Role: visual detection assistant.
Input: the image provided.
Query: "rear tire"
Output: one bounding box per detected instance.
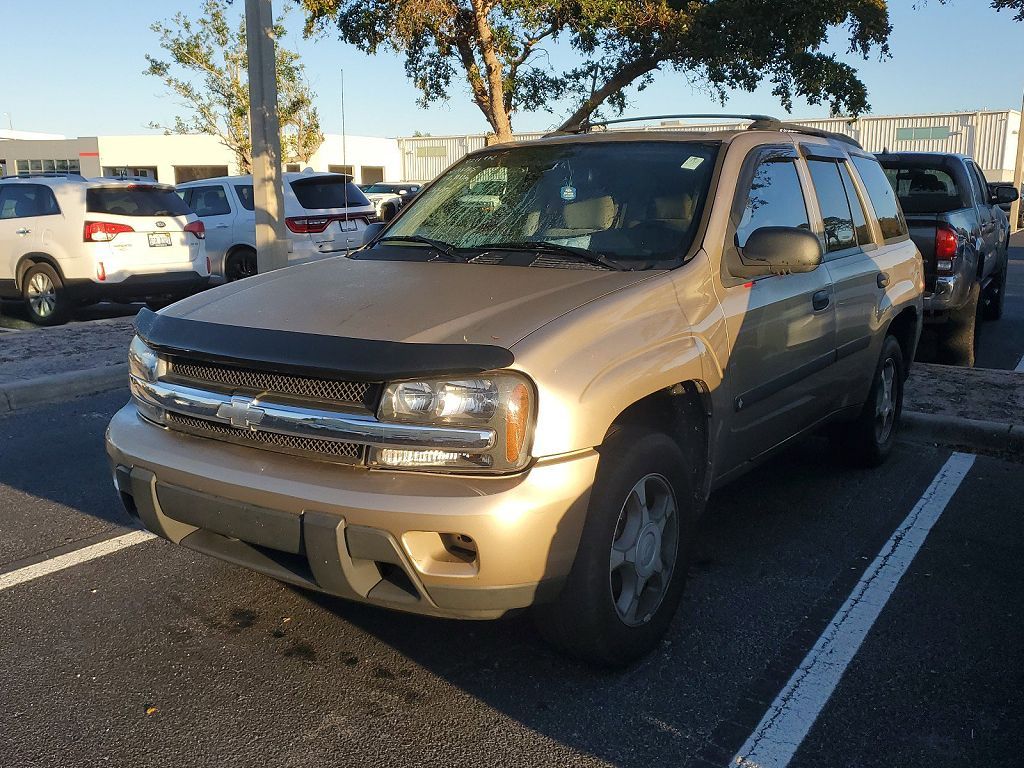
[533,428,696,668]
[938,282,981,367]
[381,203,397,222]
[832,334,904,468]
[22,263,69,326]
[225,247,258,281]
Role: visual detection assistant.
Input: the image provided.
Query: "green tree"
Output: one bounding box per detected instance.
[145,0,324,172]
[300,0,891,142]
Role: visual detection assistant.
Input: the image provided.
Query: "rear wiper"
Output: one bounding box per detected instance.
[377,235,467,262]
[472,240,628,271]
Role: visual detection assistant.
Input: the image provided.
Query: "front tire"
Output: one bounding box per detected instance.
[224,247,258,282]
[832,334,905,467]
[983,260,1007,322]
[534,428,695,667]
[22,263,69,326]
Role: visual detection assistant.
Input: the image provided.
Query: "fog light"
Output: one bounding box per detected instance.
[374,448,492,469]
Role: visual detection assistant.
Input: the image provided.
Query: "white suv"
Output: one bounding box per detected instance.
[0,176,210,325]
[177,172,378,281]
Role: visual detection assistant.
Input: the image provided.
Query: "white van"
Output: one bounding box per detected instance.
[177,172,378,281]
[0,176,209,325]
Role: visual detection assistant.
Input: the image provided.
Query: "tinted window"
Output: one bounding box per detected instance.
[234,185,255,211]
[290,177,371,209]
[185,185,231,216]
[87,186,191,216]
[808,160,857,253]
[0,184,60,219]
[837,163,873,246]
[968,162,991,205]
[736,159,809,247]
[854,157,911,239]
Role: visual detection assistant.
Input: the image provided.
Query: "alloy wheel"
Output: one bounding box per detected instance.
[874,358,897,443]
[26,272,57,318]
[609,473,680,627]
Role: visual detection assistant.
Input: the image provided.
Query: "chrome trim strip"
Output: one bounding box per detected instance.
[131,376,495,452]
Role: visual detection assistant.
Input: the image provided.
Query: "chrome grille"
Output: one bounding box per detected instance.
[167,412,363,464]
[167,358,375,407]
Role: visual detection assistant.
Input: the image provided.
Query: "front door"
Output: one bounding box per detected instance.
[717,145,837,472]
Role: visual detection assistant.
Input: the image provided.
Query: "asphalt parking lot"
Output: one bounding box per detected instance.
[1,389,1021,767]
[1,238,1022,768]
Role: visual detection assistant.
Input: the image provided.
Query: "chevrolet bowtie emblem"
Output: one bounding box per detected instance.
[216,395,266,429]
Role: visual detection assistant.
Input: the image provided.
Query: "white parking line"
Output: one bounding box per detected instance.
[0,530,155,592]
[1014,354,1024,373]
[731,451,976,768]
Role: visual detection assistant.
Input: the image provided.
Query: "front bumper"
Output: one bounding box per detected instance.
[105,404,597,619]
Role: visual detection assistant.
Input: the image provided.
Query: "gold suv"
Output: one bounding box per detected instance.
[106,116,923,666]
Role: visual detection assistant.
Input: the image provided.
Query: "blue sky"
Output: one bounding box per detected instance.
[1,1,1021,139]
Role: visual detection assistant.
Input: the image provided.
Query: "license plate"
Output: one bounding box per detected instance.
[148,232,172,247]
[337,219,357,232]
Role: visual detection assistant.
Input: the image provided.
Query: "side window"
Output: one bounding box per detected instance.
[837,163,873,246]
[735,158,809,247]
[851,155,908,242]
[969,162,991,206]
[965,162,987,206]
[187,185,231,217]
[0,184,57,219]
[807,160,856,253]
[234,184,255,211]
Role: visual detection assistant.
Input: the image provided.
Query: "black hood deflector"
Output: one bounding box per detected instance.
[135,308,514,382]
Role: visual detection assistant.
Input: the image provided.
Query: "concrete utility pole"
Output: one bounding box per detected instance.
[245,0,289,273]
[1010,92,1024,234]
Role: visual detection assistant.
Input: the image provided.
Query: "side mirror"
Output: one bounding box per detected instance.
[734,226,823,278]
[991,185,1019,205]
[362,221,386,246]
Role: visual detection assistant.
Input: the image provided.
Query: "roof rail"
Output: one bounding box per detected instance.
[554,112,863,149]
[7,171,87,181]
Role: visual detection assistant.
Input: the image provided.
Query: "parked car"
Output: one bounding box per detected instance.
[360,182,423,222]
[0,175,209,325]
[107,116,923,666]
[177,172,377,281]
[876,152,1017,366]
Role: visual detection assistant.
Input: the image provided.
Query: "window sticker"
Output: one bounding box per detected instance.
[681,156,705,170]
[560,185,577,201]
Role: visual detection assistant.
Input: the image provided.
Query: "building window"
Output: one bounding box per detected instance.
[360,165,385,185]
[896,126,951,141]
[328,164,353,176]
[14,158,80,176]
[285,163,301,172]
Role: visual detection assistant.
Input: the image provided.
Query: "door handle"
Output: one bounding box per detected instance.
[812,290,831,311]
[15,228,31,235]
[877,272,890,289]
[213,224,230,229]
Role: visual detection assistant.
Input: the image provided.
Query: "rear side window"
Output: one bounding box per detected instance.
[807,160,857,253]
[0,184,60,219]
[736,158,809,247]
[837,163,873,246]
[185,185,231,217]
[234,185,255,211]
[290,176,371,210]
[87,186,191,217]
[852,156,909,241]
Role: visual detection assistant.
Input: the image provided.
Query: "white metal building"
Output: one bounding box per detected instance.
[397,109,1023,183]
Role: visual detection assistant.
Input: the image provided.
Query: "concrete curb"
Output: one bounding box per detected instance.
[0,364,128,414]
[902,410,1024,456]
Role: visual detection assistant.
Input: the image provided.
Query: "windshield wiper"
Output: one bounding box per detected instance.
[472,240,629,271]
[377,235,467,262]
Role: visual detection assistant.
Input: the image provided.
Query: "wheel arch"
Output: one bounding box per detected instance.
[16,253,65,290]
[885,305,920,378]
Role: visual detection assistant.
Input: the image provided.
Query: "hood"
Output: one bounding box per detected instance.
[364,192,399,203]
[162,256,654,347]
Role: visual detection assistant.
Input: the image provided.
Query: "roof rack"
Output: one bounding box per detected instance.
[556,112,863,149]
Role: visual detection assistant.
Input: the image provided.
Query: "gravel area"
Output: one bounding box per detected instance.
[904,362,1024,425]
[0,317,136,385]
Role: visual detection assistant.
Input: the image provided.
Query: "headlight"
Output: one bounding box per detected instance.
[128,336,164,423]
[372,373,534,473]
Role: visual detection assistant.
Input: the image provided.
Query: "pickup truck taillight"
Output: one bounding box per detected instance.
[184,221,206,240]
[84,221,134,242]
[286,216,332,234]
[934,226,959,274]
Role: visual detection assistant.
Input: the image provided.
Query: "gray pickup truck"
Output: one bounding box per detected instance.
[877,152,1018,366]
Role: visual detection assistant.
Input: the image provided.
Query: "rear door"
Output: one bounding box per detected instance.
[181,183,235,266]
[717,144,837,469]
[288,175,374,254]
[0,184,45,285]
[86,185,201,275]
[966,160,998,276]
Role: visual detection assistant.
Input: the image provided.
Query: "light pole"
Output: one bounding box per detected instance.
[244,0,289,273]
[1010,90,1024,234]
